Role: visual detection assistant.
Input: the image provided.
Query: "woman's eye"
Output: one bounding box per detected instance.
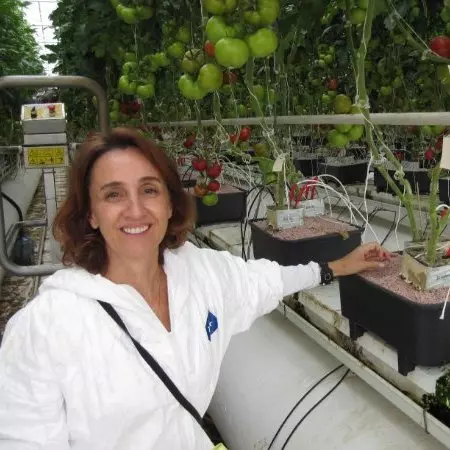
[144,187,158,195]
[105,191,120,200]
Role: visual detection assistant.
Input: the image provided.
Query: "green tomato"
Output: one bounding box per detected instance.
[203,0,237,15]
[110,110,121,122]
[252,84,265,101]
[181,49,204,74]
[328,129,349,148]
[109,99,120,111]
[122,61,137,76]
[347,124,365,141]
[357,0,368,9]
[198,64,223,93]
[246,28,278,59]
[176,26,191,44]
[334,94,352,114]
[178,74,207,100]
[432,125,445,136]
[321,94,332,104]
[392,76,402,89]
[136,84,155,99]
[441,8,450,23]
[118,75,137,95]
[349,8,366,25]
[116,5,139,24]
[202,193,219,206]
[259,0,280,25]
[237,104,247,116]
[215,38,249,69]
[167,42,185,59]
[324,54,334,65]
[206,16,236,44]
[135,5,153,20]
[335,124,352,133]
[244,11,261,25]
[380,85,392,96]
[421,125,433,136]
[154,52,170,68]
[328,90,337,98]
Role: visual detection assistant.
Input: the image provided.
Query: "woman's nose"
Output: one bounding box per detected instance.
[125,195,146,219]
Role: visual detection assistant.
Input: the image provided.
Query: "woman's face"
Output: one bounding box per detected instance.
[88,147,172,264]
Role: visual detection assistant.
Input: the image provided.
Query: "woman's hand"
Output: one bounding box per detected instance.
[328,242,395,277]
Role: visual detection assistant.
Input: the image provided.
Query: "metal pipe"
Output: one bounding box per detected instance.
[0,75,109,134]
[0,183,63,276]
[31,225,48,298]
[0,75,108,276]
[147,112,450,128]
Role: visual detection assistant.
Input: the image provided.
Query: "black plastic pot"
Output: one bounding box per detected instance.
[439,178,450,205]
[339,274,450,376]
[373,168,430,194]
[195,187,247,226]
[429,404,450,428]
[293,157,323,177]
[250,219,362,266]
[319,162,368,185]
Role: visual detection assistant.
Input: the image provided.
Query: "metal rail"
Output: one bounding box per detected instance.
[0,75,109,276]
[147,112,450,128]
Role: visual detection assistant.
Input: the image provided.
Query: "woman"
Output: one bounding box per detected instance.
[0,128,391,449]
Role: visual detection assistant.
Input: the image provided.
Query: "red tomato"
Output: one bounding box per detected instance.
[430,36,450,58]
[326,78,339,90]
[183,134,196,149]
[394,151,404,161]
[206,162,222,179]
[223,71,238,85]
[192,158,207,171]
[204,40,216,57]
[229,133,239,144]
[239,127,251,141]
[436,136,443,151]
[424,148,434,160]
[207,180,221,192]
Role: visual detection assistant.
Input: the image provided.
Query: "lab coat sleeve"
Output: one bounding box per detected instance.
[0,300,70,449]
[199,245,320,336]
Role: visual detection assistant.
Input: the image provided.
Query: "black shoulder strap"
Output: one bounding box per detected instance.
[97,300,204,427]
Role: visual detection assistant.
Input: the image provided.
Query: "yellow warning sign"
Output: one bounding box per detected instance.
[26,146,66,167]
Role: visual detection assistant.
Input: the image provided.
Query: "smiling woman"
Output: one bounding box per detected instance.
[0,128,392,450]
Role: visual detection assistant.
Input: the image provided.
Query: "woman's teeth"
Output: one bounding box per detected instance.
[122,225,149,234]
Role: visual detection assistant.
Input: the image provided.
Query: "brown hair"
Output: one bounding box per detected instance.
[53,127,195,274]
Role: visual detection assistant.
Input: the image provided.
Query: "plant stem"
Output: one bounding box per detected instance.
[427,165,441,264]
[353,0,419,241]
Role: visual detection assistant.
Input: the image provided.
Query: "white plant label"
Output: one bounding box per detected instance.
[277,208,304,229]
[272,154,286,172]
[441,136,450,170]
[301,199,325,217]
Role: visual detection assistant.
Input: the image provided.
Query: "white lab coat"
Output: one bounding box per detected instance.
[0,242,319,449]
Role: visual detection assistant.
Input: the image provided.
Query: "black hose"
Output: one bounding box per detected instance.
[1,192,24,237]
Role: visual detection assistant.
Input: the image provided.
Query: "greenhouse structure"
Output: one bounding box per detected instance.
[2,0,450,448]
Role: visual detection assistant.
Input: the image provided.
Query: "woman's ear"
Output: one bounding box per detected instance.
[89,212,99,230]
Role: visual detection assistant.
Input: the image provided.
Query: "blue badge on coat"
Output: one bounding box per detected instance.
[205,311,218,341]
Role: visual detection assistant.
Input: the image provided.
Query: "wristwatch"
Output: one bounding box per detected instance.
[319,262,335,285]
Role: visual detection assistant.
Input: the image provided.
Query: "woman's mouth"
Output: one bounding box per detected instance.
[121,225,150,235]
